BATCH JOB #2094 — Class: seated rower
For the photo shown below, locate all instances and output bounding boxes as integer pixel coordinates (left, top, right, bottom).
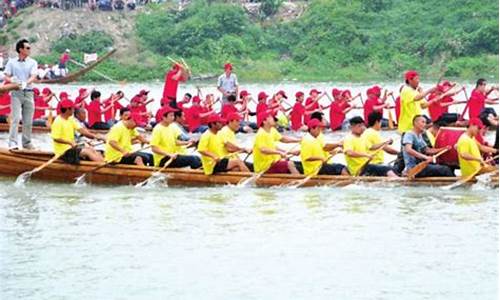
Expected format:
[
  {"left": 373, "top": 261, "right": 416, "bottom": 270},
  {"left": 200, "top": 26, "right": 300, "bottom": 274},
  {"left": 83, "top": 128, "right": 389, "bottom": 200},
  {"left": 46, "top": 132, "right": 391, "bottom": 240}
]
[
  {"left": 362, "top": 112, "right": 399, "bottom": 164},
  {"left": 300, "top": 119, "right": 348, "bottom": 176},
  {"left": 253, "top": 111, "right": 301, "bottom": 174},
  {"left": 402, "top": 115, "right": 453, "bottom": 177},
  {"left": 218, "top": 112, "right": 253, "bottom": 171},
  {"left": 104, "top": 109, "right": 150, "bottom": 166},
  {"left": 343, "top": 116, "right": 398, "bottom": 177},
  {"left": 457, "top": 118, "right": 498, "bottom": 177},
  {"left": 51, "top": 100, "right": 105, "bottom": 164},
  {"left": 197, "top": 114, "right": 249, "bottom": 175},
  {"left": 150, "top": 105, "right": 201, "bottom": 169}
]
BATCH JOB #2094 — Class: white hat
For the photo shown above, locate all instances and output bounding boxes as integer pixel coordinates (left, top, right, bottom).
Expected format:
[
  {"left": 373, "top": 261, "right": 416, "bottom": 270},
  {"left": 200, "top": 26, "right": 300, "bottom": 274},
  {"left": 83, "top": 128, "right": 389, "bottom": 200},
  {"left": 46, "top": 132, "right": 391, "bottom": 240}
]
[{"left": 65, "top": 49, "right": 70, "bottom": 52}]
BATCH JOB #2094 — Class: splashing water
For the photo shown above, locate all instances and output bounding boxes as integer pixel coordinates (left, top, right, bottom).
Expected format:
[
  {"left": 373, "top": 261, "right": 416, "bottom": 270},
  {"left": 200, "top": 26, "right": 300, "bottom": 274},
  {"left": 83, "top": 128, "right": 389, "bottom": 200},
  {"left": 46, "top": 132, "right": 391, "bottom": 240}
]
[
  {"left": 74, "top": 174, "right": 88, "bottom": 186},
  {"left": 14, "top": 171, "right": 32, "bottom": 186},
  {"left": 237, "top": 173, "right": 264, "bottom": 187},
  {"left": 135, "top": 172, "right": 169, "bottom": 188}
]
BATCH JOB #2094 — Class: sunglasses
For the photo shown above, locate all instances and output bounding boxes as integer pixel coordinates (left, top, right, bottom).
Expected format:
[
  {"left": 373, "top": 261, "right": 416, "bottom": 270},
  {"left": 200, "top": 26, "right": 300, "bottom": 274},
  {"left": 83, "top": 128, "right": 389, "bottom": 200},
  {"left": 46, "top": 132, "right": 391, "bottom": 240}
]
[{"left": 25, "top": 47, "right": 31, "bottom": 50}]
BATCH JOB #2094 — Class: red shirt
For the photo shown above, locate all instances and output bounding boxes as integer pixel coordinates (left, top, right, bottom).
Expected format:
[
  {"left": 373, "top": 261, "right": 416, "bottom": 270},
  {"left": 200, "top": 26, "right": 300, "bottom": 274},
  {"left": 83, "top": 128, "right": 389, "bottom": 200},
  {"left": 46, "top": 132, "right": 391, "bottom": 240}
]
[
  {"left": 162, "top": 69, "right": 180, "bottom": 100},
  {"left": 0, "top": 93, "right": 11, "bottom": 116},
  {"left": 86, "top": 100, "right": 103, "bottom": 127},
  {"left": 290, "top": 102, "right": 305, "bottom": 131},
  {"left": 304, "top": 97, "right": 319, "bottom": 124},
  {"left": 329, "top": 100, "right": 350, "bottom": 131},
  {"left": 363, "top": 96, "right": 382, "bottom": 124},
  {"left": 221, "top": 103, "right": 238, "bottom": 120},
  {"left": 103, "top": 97, "right": 123, "bottom": 122},
  {"left": 60, "top": 53, "right": 70, "bottom": 64},
  {"left": 468, "top": 89, "right": 486, "bottom": 120},
  {"left": 428, "top": 94, "right": 454, "bottom": 121},
  {"left": 256, "top": 102, "right": 268, "bottom": 125},
  {"left": 74, "top": 95, "right": 87, "bottom": 108},
  {"left": 185, "top": 105, "right": 204, "bottom": 132},
  {"left": 33, "top": 96, "right": 47, "bottom": 120}
]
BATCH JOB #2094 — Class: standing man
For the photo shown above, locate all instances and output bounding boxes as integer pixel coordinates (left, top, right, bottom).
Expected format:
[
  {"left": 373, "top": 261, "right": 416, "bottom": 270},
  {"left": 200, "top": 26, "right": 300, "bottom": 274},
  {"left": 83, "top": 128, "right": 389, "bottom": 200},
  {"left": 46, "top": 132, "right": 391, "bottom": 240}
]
[
  {"left": 162, "top": 63, "right": 188, "bottom": 108},
  {"left": 59, "top": 49, "right": 70, "bottom": 77},
  {"left": 217, "top": 63, "right": 238, "bottom": 104},
  {"left": 398, "top": 70, "right": 436, "bottom": 133},
  {"left": 4, "top": 39, "right": 38, "bottom": 150}
]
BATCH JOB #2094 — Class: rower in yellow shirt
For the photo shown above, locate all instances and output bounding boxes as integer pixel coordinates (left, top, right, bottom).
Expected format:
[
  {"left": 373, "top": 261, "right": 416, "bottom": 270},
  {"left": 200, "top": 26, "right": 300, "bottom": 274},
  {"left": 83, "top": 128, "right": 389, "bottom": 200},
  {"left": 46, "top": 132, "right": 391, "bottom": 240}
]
[
  {"left": 218, "top": 112, "right": 253, "bottom": 170},
  {"left": 150, "top": 105, "right": 201, "bottom": 169},
  {"left": 51, "top": 99, "right": 105, "bottom": 163},
  {"left": 457, "top": 118, "right": 495, "bottom": 177},
  {"left": 253, "top": 111, "right": 301, "bottom": 174},
  {"left": 104, "top": 108, "right": 150, "bottom": 165},
  {"left": 300, "top": 119, "right": 347, "bottom": 176},
  {"left": 398, "top": 70, "right": 438, "bottom": 133},
  {"left": 197, "top": 114, "right": 249, "bottom": 175},
  {"left": 343, "top": 116, "right": 398, "bottom": 177},
  {"left": 362, "top": 112, "right": 399, "bottom": 164}
]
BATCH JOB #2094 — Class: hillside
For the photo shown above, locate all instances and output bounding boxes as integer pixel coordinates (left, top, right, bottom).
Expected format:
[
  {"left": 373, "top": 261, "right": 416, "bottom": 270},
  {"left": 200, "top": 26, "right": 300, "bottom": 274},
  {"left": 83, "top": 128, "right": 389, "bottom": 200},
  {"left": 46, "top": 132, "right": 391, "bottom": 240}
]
[{"left": 1, "top": 0, "right": 498, "bottom": 82}]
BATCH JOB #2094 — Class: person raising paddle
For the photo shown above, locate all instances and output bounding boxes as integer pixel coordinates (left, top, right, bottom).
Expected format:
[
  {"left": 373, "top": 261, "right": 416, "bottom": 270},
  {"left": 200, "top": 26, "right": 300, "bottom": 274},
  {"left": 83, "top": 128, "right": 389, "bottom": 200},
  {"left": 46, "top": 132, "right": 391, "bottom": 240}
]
[{"left": 51, "top": 99, "right": 105, "bottom": 164}]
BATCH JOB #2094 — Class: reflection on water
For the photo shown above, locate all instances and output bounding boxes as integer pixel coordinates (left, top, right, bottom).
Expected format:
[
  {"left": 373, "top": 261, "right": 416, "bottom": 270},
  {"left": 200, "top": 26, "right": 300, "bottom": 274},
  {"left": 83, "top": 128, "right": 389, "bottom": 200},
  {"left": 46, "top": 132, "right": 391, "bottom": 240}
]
[{"left": 0, "top": 177, "right": 498, "bottom": 300}]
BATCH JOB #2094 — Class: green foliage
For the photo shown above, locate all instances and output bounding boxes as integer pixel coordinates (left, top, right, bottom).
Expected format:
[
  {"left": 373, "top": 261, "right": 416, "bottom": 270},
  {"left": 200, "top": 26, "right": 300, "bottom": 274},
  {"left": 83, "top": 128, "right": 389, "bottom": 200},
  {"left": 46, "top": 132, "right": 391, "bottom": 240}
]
[
  {"left": 52, "top": 31, "right": 114, "bottom": 54},
  {"left": 260, "top": 0, "right": 283, "bottom": 19}
]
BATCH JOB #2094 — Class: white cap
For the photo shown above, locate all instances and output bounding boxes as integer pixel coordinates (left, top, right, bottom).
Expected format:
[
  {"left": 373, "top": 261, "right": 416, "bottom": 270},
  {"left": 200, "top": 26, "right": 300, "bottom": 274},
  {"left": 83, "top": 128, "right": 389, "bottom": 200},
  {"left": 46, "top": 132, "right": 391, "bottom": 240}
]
[{"left": 65, "top": 49, "right": 70, "bottom": 52}]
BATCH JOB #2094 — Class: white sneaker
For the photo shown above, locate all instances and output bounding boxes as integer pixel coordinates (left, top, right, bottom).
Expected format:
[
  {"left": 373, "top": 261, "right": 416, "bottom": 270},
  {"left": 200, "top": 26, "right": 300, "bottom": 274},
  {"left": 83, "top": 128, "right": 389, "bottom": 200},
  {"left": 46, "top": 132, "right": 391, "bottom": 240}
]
[
  {"left": 23, "top": 144, "right": 36, "bottom": 150},
  {"left": 8, "top": 145, "right": 19, "bottom": 151}
]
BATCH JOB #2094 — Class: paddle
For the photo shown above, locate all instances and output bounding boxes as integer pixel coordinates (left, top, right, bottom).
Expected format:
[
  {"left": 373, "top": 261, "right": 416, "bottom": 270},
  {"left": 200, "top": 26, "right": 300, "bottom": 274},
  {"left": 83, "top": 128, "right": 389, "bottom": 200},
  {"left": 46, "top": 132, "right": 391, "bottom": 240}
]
[
  {"left": 291, "top": 148, "right": 343, "bottom": 188},
  {"left": 444, "top": 155, "right": 499, "bottom": 189},
  {"left": 136, "top": 154, "right": 176, "bottom": 187},
  {"left": 355, "top": 140, "right": 391, "bottom": 176},
  {"left": 70, "top": 59, "right": 126, "bottom": 85},
  {"left": 459, "top": 87, "right": 470, "bottom": 121},
  {"left": 15, "top": 152, "right": 64, "bottom": 185},
  {"left": 75, "top": 145, "right": 151, "bottom": 184},
  {"left": 407, "top": 148, "right": 449, "bottom": 179}
]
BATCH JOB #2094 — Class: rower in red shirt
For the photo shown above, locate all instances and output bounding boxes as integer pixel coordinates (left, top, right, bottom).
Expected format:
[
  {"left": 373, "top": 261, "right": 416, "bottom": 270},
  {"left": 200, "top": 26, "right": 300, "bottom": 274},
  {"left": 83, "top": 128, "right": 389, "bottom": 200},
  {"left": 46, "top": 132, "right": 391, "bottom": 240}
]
[
  {"left": 0, "top": 81, "right": 11, "bottom": 123},
  {"left": 176, "top": 93, "right": 192, "bottom": 112},
  {"left": 185, "top": 96, "right": 213, "bottom": 133},
  {"left": 466, "top": 78, "right": 498, "bottom": 121},
  {"left": 363, "top": 86, "right": 392, "bottom": 127},
  {"left": 304, "top": 89, "right": 321, "bottom": 124},
  {"left": 427, "top": 81, "right": 466, "bottom": 125},
  {"left": 255, "top": 91, "right": 269, "bottom": 127},
  {"left": 162, "top": 63, "right": 188, "bottom": 108},
  {"left": 74, "top": 88, "right": 89, "bottom": 109},
  {"left": 87, "top": 90, "right": 112, "bottom": 130},
  {"left": 329, "top": 89, "right": 360, "bottom": 131},
  {"left": 221, "top": 94, "right": 253, "bottom": 133},
  {"left": 56, "top": 91, "right": 71, "bottom": 115},
  {"left": 290, "top": 91, "right": 306, "bottom": 131},
  {"left": 33, "top": 88, "right": 53, "bottom": 127},
  {"left": 103, "top": 90, "right": 125, "bottom": 126}
]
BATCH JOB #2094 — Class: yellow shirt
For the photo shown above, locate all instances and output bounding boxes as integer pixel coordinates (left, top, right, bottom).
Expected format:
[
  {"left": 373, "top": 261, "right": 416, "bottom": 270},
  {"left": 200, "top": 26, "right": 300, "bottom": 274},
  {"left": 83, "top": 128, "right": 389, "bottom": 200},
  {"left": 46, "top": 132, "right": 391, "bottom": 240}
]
[
  {"left": 51, "top": 115, "right": 81, "bottom": 156},
  {"left": 457, "top": 133, "right": 482, "bottom": 177},
  {"left": 218, "top": 126, "right": 238, "bottom": 158},
  {"left": 104, "top": 121, "right": 139, "bottom": 162},
  {"left": 343, "top": 133, "right": 369, "bottom": 175},
  {"left": 253, "top": 127, "right": 282, "bottom": 173},
  {"left": 150, "top": 123, "right": 176, "bottom": 167},
  {"left": 171, "top": 123, "right": 187, "bottom": 155},
  {"left": 198, "top": 129, "right": 225, "bottom": 175},
  {"left": 425, "top": 130, "right": 436, "bottom": 147},
  {"left": 398, "top": 85, "right": 426, "bottom": 133},
  {"left": 300, "top": 133, "right": 325, "bottom": 176},
  {"left": 362, "top": 128, "right": 384, "bottom": 164}
]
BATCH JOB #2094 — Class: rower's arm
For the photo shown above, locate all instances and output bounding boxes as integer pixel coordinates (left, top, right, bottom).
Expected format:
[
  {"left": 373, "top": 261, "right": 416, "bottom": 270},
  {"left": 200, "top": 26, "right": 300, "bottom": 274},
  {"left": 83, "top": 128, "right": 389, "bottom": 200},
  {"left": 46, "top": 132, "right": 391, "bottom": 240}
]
[
  {"left": 136, "top": 135, "right": 149, "bottom": 144},
  {"left": 414, "top": 86, "right": 436, "bottom": 101},
  {"left": 459, "top": 152, "right": 483, "bottom": 162},
  {"left": 383, "top": 145, "right": 399, "bottom": 155},
  {"left": 224, "top": 141, "right": 243, "bottom": 153},
  {"left": 344, "top": 149, "right": 371, "bottom": 159},
  {"left": 425, "top": 146, "right": 448, "bottom": 155},
  {"left": 151, "top": 145, "right": 175, "bottom": 158},
  {"left": 199, "top": 150, "right": 218, "bottom": 161},
  {"left": 486, "top": 98, "right": 499, "bottom": 104},
  {"left": 53, "top": 137, "right": 75, "bottom": 147},
  {"left": 479, "top": 144, "right": 498, "bottom": 154},
  {"left": 323, "top": 142, "right": 343, "bottom": 152},
  {"left": 368, "top": 141, "right": 388, "bottom": 151},
  {"left": 78, "top": 127, "right": 104, "bottom": 141},
  {"left": 109, "top": 140, "right": 126, "bottom": 155},
  {"left": 280, "top": 136, "right": 300, "bottom": 143},
  {"left": 305, "top": 156, "right": 325, "bottom": 162},
  {"left": 172, "top": 68, "right": 183, "bottom": 81},
  {"left": 404, "top": 144, "right": 429, "bottom": 161},
  {"left": 259, "top": 147, "right": 282, "bottom": 156}
]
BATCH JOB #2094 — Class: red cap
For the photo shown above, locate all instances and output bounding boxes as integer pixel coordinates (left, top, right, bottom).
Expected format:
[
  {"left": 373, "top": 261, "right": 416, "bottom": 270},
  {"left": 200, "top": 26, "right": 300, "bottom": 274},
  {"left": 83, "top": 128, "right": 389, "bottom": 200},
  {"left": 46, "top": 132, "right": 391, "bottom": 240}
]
[
  {"left": 295, "top": 91, "right": 304, "bottom": 98},
  {"left": 240, "top": 90, "right": 250, "bottom": 98},
  {"left": 60, "top": 99, "right": 74, "bottom": 109},
  {"left": 139, "top": 89, "right": 149, "bottom": 95},
  {"left": 469, "top": 118, "right": 485, "bottom": 129},
  {"left": 33, "top": 88, "right": 40, "bottom": 96},
  {"left": 207, "top": 114, "right": 225, "bottom": 124},
  {"left": 441, "top": 80, "right": 452, "bottom": 87},
  {"left": 257, "top": 111, "right": 272, "bottom": 126},
  {"left": 258, "top": 91, "right": 269, "bottom": 100},
  {"left": 307, "top": 119, "right": 324, "bottom": 129},
  {"left": 59, "top": 92, "right": 69, "bottom": 99},
  {"left": 226, "top": 112, "right": 242, "bottom": 122},
  {"left": 371, "top": 85, "right": 381, "bottom": 95},
  {"left": 341, "top": 90, "right": 352, "bottom": 98},
  {"left": 366, "top": 87, "right": 374, "bottom": 97},
  {"left": 78, "top": 88, "right": 87, "bottom": 95},
  {"left": 404, "top": 70, "right": 419, "bottom": 81},
  {"left": 332, "top": 88, "right": 342, "bottom": 97},
  {"left": 192, "top": 96, "right": 201, "bottom": 103},
  {"left": 224, "top": 63, "right": 233, "bottom": 70},
  {"left": 309, "top": 89, "right": 320, "bottom": 95},
  {"left": 42, "top": 87, "right": 52, "bottom": 95},
  {"left": 129, "top": 112, "right": 145, "bottom": 126},
  {"left": 277, "top": 90, "right": 288, "bottom": 99}
]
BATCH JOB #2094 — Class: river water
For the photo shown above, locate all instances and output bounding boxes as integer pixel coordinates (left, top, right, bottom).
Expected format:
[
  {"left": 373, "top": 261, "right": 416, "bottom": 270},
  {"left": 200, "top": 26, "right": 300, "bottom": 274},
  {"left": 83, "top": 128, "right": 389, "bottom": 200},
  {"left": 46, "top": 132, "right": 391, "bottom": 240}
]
[{"left": 0, "top": 82, "right": 498, "bottom": 300}]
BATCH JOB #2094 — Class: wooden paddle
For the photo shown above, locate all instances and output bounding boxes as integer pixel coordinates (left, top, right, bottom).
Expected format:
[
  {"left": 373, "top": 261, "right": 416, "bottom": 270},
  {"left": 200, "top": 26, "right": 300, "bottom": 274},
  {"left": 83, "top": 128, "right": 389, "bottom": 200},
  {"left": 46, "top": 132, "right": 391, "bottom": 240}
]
[
  {"left": 71, "top": 59, "right": 126, "bottom": 86},
  {"left": 26, "top": 153, "right": 63, "bottom": 176},
  {"left": 407, "top": 148, "right": 449, "bottom": 179},
  {"left": 136, "top": 154, "right": 176, "bottom": 187},
  {"left": 459, "top": 87, "right": 470, "bottom": 121},
  {"left": 355, "top": 141, "right": 391, "bottom": 176},
  {"left": 293, "top": 148, "right": 342, "bottom": 188},
  {"left": 446, "top": 155, "right": 499, "bottom": 189}
]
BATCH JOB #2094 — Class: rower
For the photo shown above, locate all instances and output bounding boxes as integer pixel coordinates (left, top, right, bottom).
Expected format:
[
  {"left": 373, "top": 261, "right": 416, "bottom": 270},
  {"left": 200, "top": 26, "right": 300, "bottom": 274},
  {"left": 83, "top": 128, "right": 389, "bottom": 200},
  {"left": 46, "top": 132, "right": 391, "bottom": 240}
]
[
  {"left": 87, "top": 90, "right": 112, "bottom": 130},
  {"left": 256, "top": 91, "right": 270, "bottom": 126},
  {"left": 218, "top": 112, "right": 253, "bottom": 171},
  {"left": 51, "top": 99, "right": 105, "bottom": 164},
  {"left": 456, "top": 118, "right": 491, "bottom": 177},
  {"left": 162, "top": 63, "right": 188, "bottom": 108},
  {"left": 398, "top": 70, "right": 437, "bottom": 133},
  {"left": 290, "top": 91, "right": 306, "bottom": 131},
  {"left": 401, "top": 115, "right": 453, "bottom": 177},
  {"left": 253, "top": 111, "right": 300, "bottom": 174},
  {"left": 343, "top": 116, "right": 398, "bottom": 177},
  {"left": 104, "top": 109, "right": 150, "bottom": 166},
  {"left": 304, "top": 89, "right": 321, "bottom": 124},
  {"left": 468, "top": 78, "right": 499, "bottom": 123},
  {"left": 427, "top": 81, "right": 465, "bottom": 126},
  {"left": 184, "top": 95, "right": 211, "bottom": 133},
  {"left": 197, "top": 114, "right": 249, "bottom": 175},
  {"left": 363, "top": 86, "right": 391, "bottom": 127},
  {"left": 150, "top": 105, "right": 201, "bottom": 169},
  {"left": 362, "top": 112, "right": 399, "bottom": 164},
  {"left": 300, "top": 119, "right": 348, "bottom": 176},
  {"left": 329, "top": 89, "right": 360, "bottom": 131},
  {"left": 221, "top": 94, "right": 252, "bottom": 133}
]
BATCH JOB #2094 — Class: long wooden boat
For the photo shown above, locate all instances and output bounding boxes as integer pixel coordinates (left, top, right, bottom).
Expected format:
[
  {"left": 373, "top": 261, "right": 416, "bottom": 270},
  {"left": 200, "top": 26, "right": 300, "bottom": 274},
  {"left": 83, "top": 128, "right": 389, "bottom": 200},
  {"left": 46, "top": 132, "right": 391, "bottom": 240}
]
[
  {"left": 0, "top": 148, "right": 497, "bottom": 188},
  {"left": 38, "top": 49, "right": 117, "bottom": 84}
]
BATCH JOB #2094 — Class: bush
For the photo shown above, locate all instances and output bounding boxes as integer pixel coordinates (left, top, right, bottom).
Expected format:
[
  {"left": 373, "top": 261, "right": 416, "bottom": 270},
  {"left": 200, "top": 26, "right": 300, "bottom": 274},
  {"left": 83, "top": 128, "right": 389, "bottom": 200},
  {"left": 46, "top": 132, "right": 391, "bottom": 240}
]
[{"left": 52, "top": 31, "right": 114, "bottom": 54}]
